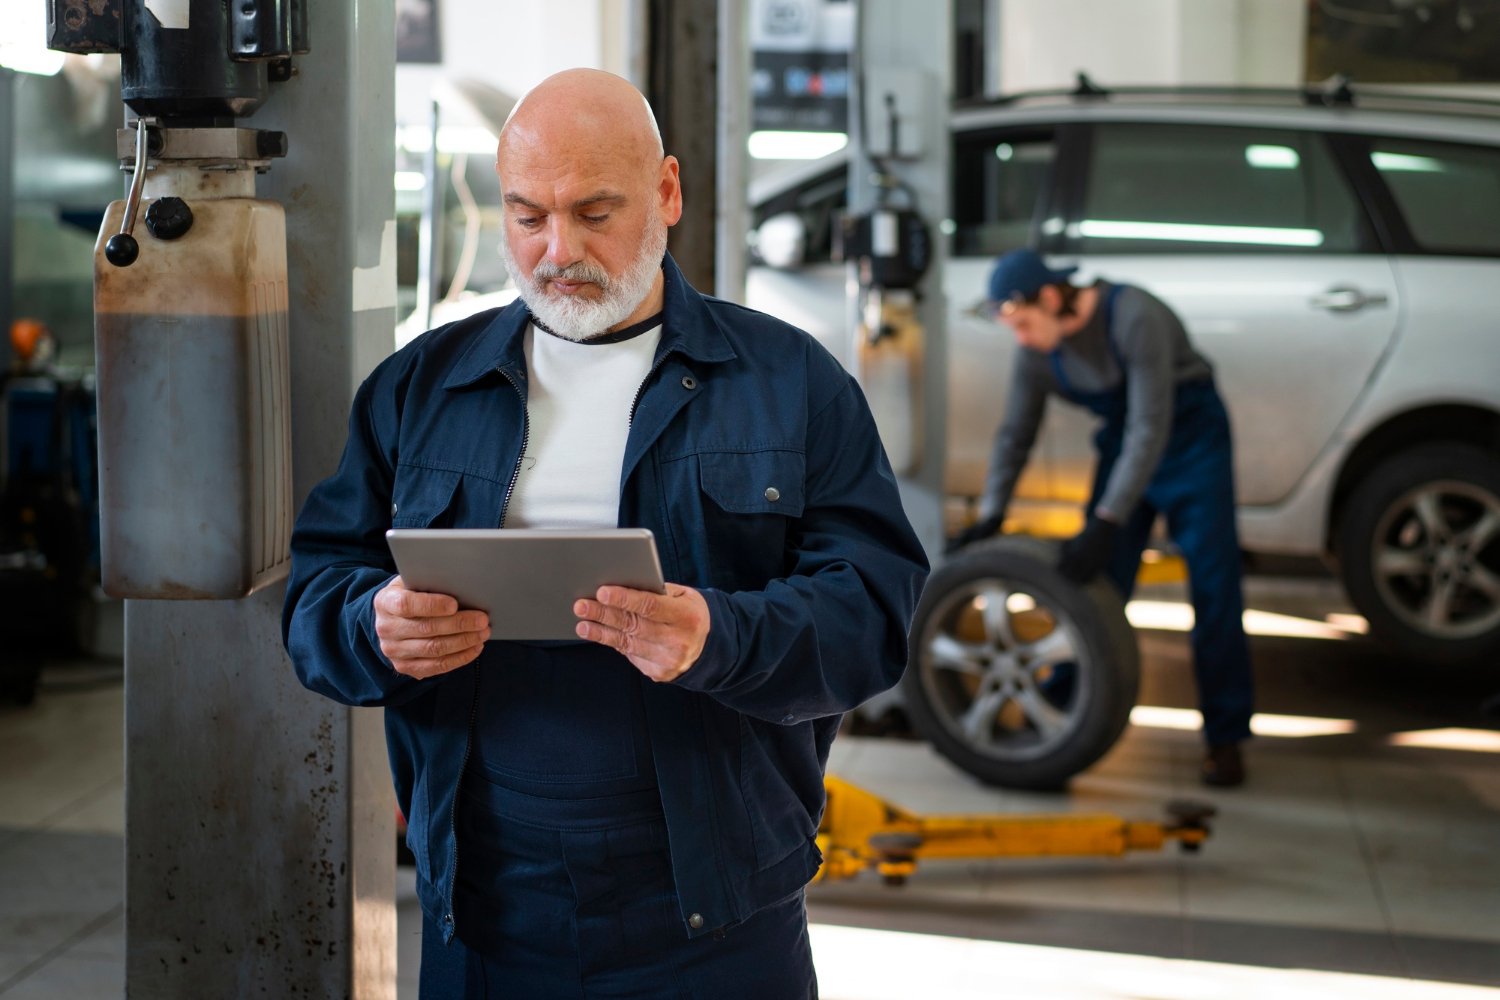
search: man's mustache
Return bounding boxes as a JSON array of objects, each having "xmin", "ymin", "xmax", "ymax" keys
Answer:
[{"xmin": 531, "ymin": 259, "xmax": 611, "ymax": 288}]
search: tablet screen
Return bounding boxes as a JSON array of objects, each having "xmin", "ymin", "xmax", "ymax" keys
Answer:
[{"xmin": 385, "ymin": 528, "xmax": 665, "ymax": 641}]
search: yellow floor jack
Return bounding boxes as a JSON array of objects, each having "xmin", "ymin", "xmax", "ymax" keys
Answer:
[{"xmin": 813, "ymin": 775, "xmax": 1215, "ymax": 886}]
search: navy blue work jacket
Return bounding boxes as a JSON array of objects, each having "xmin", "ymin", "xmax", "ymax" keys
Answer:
[{"xmin": 282, "ymin": 255, "xmax": 928, "ymax": 943}]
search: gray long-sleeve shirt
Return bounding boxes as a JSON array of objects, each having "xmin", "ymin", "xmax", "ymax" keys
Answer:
[{"xmin": 980, "ymin": 281, "xmax": 1213, "ymax": 523}]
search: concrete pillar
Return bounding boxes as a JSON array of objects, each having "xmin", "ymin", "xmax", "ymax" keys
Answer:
[
  {"xmin": 124, "ymin": 0, "xmax": 397, "ymax": 995},
  {"xmin": 647, "ymin": 0, "xmax": 720, "ymax": 292}
]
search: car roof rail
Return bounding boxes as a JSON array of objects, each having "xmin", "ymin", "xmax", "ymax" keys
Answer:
[
  {"xmin": 953, "ymin": 75, "xmax": 1500, "ymax": 124},
  {"xmin": 1303, "ymin": 73, "xmax": 1356, "ymax": 107}
]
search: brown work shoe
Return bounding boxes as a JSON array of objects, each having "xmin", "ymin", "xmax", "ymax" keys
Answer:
[{"xmin": 1201, "ymin": 743, "xmax": 1245, "ymax": 788}]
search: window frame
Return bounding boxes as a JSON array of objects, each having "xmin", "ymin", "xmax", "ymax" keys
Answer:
[
  {"xmin": 946, "ymin": 122, "xmax": 1075, "ymax": 259},
  {"xmin": 1340, "ymin": 132, "xmax": 1500, "ymax": 259}
]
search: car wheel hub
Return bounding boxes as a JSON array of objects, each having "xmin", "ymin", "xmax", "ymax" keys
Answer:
[
  {"xmin": 918, "ymin": 579, "xmax": 1087, "ymax": 761},
  {"xmin": 1372, "ymin": 480, "xmax": 1500, "ymax": 640}
]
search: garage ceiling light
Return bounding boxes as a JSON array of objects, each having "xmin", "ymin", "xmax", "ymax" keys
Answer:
[
  {"xmin": 0, "ymin": 8, "xmax": 65, "ymax": 76},
  {"xmin": 748, "ymin": 130, "xmax": 848, "ymax": 160},
  {"xmin": 396, "ymin": 125, "xmax": 499, "ymax": 155}
]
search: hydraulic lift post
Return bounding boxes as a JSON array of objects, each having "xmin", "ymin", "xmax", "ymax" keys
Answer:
[{"xmin": 48, "ymin": 0, "xmax": 399, "ymax": 994}]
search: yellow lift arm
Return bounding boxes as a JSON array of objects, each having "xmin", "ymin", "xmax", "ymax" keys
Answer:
[{"xmin": 815, "ymin": 775, "xmax": 1215, "ymax": 885}]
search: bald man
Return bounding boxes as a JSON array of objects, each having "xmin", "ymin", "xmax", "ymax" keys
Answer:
[{"xmin": 283, "ymin": 69, "xmax": 927, "ymax": 998}]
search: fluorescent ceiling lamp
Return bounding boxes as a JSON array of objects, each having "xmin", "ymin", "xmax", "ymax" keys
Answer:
[
  {"xmin": 1078, "ymin": 220, "xmax": 1324, "ymax": 248},
  {"xmin": 0, "ymin": 8, "xmax": 65, "ymax": 76},
  {"xmin": 1245, "ymin": 144, "xmax": 1300, "ymax": 169},
  {"xmin": 748, "ymin": 130, "xmax": 848, "ymax": 160},
  {"xmin": 397, "ymin": 125, "xmax": 499, "ymax": 155},
  {"xmin": 1372, "ymin": 151, "xmax": 1444, "ymax": 173},
  {"xmin": 1388, "ymin": 728, "xmax": 1500, "ymax": 753},
  {"xmin": 394, "ymin": 171, "xmax": 427, "ymax": 191},
  {"xmin": 1130, "ymin": 705, "xmax": 1356, "ymax": 738},
  {"xmin": 808, "ymin": 923, "xmax": 1492, "ymax": 999}
]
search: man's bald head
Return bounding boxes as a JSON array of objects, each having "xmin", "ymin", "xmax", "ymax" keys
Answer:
[
  {"xmin": 493, "ymin": 69, "xmax": 682, "ymax": 340},
  {"xmin": 498, "ymin": 69, "xmax": 663, "ymax": 175}
]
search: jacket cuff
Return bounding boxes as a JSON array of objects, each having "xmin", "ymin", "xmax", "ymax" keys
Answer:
[
  {"xmin": 673, "ymin": 587, "xmax": 740, "ymax": 693},
  {"xmin": 353, "ymin": 581, "xmax": 388, "ymax": 666}
]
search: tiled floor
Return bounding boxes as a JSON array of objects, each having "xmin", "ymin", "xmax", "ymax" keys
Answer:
[{"xmin": 4, "ymin": 578, "xmax": 1500, "ymax": 998}]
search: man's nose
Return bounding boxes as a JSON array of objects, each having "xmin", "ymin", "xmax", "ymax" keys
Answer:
[{"xmin": 545, "ymin": 218, "xmax": 583, "ymax": 268}]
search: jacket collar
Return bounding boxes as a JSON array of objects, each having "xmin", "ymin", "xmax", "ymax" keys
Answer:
[{"xmin": 443, "ymin": 253, "xmax": 736, "ymax": 390}]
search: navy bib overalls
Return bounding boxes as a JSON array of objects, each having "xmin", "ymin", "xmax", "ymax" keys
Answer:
[
  {"xmin": 419, "ymin": 640, "xmax": 818, "ymax": 999},
  {"xmin": 1050, "ymin": 286, "xmax": 1255, "ymax": 748}
]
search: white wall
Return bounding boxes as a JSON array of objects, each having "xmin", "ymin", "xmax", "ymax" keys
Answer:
[
  {"xmin": 998, "ymin": 0, "xmax": 1308, "ymax": 93},
  {"xmin": 395, "ymin": 0, "xmax": 640, "ymax": 129}
]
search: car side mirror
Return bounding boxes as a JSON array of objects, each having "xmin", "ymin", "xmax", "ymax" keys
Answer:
[{"xmin": 753, "ymin": 212, "xmax": 808, "ymax": 270}]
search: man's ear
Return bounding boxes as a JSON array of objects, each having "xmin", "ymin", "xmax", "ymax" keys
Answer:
[{"xmin": 657, "ymin": 155, "xmax": 683, "ymax": 227}]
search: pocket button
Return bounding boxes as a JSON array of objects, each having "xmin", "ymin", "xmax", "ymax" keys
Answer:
[{"xmin": 764, "ymin": 487, "xmax": 780, "ymax": 502}]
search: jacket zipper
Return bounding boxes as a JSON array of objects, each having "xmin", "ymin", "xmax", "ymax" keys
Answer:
[
  {"xmin": 445, "ymin": 366, "xmax": 528, "ymax": 933},
  {"xmin": 628, "ymin": 353, "xmax": 671, "ymax": 427},
  {"xmin": 497, "ymin": 367, "xmax": 530, "ymax": 524}
]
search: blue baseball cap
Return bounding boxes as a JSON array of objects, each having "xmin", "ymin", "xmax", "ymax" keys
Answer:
[{"xmin": 987, "ymin": 249, "xmax": 1078, "ymax": 304}]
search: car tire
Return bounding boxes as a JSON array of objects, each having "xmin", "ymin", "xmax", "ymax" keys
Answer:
[
  {"xmin": 1337, "ymin": 443, "xmax": 1500, "ymax": 666},
  {"xmin": 901, "ymin": 535, "xmax": 1139, "ymax": 790}
]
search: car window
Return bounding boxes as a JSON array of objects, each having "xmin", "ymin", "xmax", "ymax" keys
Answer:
[
  {"xmin": 1369, "ymin": 139, "xmax": 1500, "ymax": 255},
  {"xmin": 1070, "ymin": 123, "xmax": 1369, "ymax": 255},
  {"xmin": 750, "ymin": 166, "xmax": 847, "ymax": 265},
  {"xmin": 950, "ymin": 128, "xmax": 1057, "ymax": 258}
]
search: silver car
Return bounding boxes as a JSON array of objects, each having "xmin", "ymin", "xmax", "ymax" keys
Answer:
[{"xmin": 749, "ymin": 82, "xmax": 1500, "ymax": 671}]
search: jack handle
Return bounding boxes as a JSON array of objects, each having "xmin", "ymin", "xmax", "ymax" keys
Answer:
[{"xmin": 105, "ymin": 118, "xmax": 153, "ymax": 268}]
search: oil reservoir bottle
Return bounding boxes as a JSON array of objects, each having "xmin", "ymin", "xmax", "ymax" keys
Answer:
[{"xmin": 93, "ymin": 127, "xmax": 292, "ymax": 598}]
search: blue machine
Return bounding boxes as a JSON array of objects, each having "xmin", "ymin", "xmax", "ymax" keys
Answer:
[{"xmin": 0, "ymin": 369, "xmax": 100, "ymax": 701}]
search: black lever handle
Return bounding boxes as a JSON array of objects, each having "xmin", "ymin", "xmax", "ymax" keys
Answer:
[{"xmin": 108, "ymin": 118, "xmax": 152, "ymax": 269}]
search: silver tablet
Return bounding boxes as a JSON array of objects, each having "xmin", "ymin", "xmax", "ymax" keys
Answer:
[{"xmin": 385, "ymin": 528, "xmax": 666, "ymax": 641}]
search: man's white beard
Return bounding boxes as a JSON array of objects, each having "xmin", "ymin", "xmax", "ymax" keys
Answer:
[{"xmin": 500, "ymin": 222, "xmax": 668, "ymax": 342}]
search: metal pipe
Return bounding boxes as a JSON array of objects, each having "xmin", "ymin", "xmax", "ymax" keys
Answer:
[{"xmin": 715, "ymin": 0, "xmax": 749, "ymax": 303}]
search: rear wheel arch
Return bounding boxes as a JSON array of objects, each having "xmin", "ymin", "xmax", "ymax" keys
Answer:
[{"xmin": 1327, "ymin": 403, "xmax": 1500, "ymax": 552}]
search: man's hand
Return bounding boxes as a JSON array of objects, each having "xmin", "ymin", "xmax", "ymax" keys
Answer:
[
  {"xmin": 574, "ymin": 583, "xmax": 710, "ymax": 683},
  {"xmin": 1056, "ymin": 516, "xmax": 1118, "ymax": 584},
  {"xmin": 373, "ymin": 576, "xmax": 491, "ymax": 680},
  {"xmin": 945, "ymin": 513, "xmax": 1003, "ymax": 555}
]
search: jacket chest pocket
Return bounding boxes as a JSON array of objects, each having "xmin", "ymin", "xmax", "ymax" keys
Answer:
[
  {"xmin": 691, "ymin": 449, "xmax": 805, "ymax": 589},
  {"xmin": 390, "ymin": 466, "xmax": 504, "ymax": 529}
]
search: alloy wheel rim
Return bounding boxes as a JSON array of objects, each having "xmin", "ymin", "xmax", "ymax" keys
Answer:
[
  {"xmin": 1370, "ymin": 479, "xmax": 1500, "ymax": 640},
  {"xmin": 917, "ymin": 577, "xmax": 1090, "ymax": 762}
]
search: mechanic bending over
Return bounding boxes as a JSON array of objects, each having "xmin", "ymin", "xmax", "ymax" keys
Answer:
[
  {"xmin": 283, "ymin": 68, "xmax": 927, "ymax": 998},
  {"xmin": 949, "ymin": 248, "xmax": 1255, "ymax": 788}
]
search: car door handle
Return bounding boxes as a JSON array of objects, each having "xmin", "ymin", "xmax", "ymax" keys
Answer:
[{"xmin": 1309, "ymin": 286, "xmax": 1390, "ymax": 312}]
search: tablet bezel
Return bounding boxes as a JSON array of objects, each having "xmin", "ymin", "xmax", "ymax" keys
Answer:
[{"xmin": 384, "ymin": 527, "xmax": 666, "ymax": 642}]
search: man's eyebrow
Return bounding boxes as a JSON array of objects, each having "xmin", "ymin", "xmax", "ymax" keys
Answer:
[{"xmin": 503, "ymin": 192, "xmax": 627, "ymax": 212}]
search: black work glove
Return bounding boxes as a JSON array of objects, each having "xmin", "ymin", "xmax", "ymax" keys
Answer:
[
  {"xmin": 945, "ymin": 514, "xmax": 1003, "ymax": 555},
  {"xmin": 1056, "ymin": 516, "xmax": 1118, "ymax": 584}
]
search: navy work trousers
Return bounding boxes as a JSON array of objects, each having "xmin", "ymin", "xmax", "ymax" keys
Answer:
[
  {"xmin": 418, "ymin": 777, "xmax": 818, "ymax": 999},
  {"xmin": 1092, "ymin": 380, "xmax": 1255, "ymax": 748}
]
